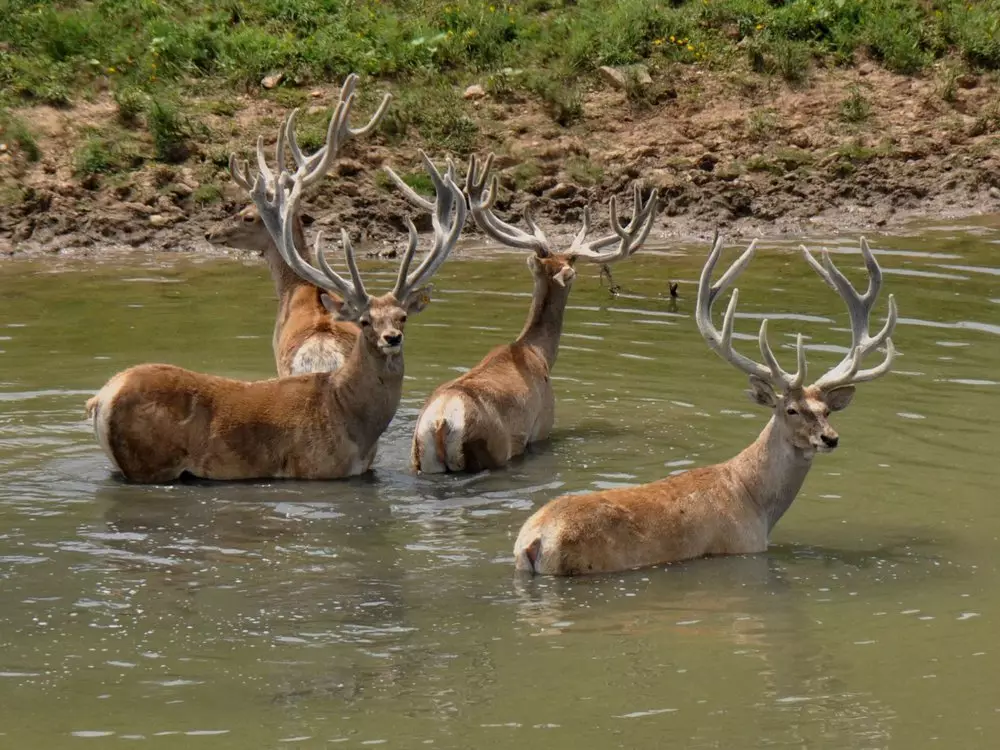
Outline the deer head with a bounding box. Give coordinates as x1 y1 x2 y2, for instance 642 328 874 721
205 205 316 254
252 141 466 358
697 235 898 456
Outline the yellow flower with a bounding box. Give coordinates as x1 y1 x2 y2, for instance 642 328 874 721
755 23 764 30
653 38 663 46
106 67 116 74
669 35 675 42
687 44 695 51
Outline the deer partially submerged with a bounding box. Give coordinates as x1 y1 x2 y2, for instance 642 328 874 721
392 154 659 473
206 73 391 377
86 139 466 483
514 237 898 575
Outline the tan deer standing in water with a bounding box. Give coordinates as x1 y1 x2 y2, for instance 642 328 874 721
514 236 898 575
206 73 391 377
86 127 467 483
393 154 659 473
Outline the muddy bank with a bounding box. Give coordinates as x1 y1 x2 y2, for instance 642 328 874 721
3 65 1000 258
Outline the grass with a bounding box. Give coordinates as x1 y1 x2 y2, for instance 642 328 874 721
4 1 998 116
73 130 142 177
839 84 872 124
0 109 41 161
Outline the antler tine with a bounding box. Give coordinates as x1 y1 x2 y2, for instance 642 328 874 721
392 218 420 295
569 186 660 263
283 74 392 190
808 237 898 390
396 174 467 298
696 237 806 391
464 153 551 256
383 164 436 212
228 154 253 191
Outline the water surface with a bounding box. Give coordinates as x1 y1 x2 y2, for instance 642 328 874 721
1 226 998 748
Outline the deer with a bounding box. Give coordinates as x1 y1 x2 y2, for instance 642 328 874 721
389 154 659 473
205 73 391 377
513 236 898 576
85 126 467 483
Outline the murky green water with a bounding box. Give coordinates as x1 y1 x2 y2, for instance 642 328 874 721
1 221 999 748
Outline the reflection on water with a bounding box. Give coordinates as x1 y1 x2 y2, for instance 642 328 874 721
1 224 999 748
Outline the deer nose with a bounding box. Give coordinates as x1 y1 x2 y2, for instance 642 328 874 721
204 232 211 240
821 434 839 448
384 332 403 347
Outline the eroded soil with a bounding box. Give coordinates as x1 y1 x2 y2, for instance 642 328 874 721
2 63 999 259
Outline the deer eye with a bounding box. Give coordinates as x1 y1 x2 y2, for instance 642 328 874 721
399 314 408 324
786 408 798 416
822 409 831 418
359 319 371 328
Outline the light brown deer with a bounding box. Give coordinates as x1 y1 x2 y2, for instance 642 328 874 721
395 154 659 473
86 140 466 483
206 73 391 377
513 236 898 575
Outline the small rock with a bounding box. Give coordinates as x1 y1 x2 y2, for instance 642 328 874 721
0 143 7 153
859 63 874 76
310 89 324 98
149 214 171 228
463 84 486 100
956 74 978 90
599 66 628 90
261 72 284 89
336 159 365 177
632 65 653 86
989 186 1000 200
546 182 577 200
170 182 194 198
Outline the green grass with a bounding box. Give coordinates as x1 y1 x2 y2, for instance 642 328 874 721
0 109 41 161
3 1 999 110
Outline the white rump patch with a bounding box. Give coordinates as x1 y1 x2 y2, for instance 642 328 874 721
91 373 126 472
414 395 466 473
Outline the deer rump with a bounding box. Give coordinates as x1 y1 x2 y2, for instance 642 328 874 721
412 344 554 473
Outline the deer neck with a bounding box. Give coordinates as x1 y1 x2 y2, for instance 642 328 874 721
515 277 572 369
265 217 313 301
729 417 814 533
328 335 405 452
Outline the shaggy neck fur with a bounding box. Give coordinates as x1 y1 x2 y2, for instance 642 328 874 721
329 331 405 452
728 416 814 533
516 275 573 369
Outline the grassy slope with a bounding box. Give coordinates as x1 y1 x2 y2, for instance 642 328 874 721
1 0 999 247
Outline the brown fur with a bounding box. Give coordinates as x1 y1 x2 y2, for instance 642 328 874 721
206 206 358 376
89 293 426 483
410 254 576 472
514 383 857 576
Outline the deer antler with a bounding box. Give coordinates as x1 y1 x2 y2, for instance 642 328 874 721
696 233 807 392
252 168 369 309
391 152 467 301
229 72 391 200
802 238 898 390
566 182 659 264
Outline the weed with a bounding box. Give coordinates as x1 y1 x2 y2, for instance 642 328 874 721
193 183 223 206
565 156 603 186
747 108 778 142
147 98 193 163
523 71 583 127
0 111 41 162
381 82 478 154
969 99 1000 137
73 134 140 176
114 86 146 127
936 61 962 103
509 161 542 192
839 84 872 124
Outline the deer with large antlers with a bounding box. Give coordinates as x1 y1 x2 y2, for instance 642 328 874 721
86 144 466 483
391 154 659 473
513 237 898 575
206 73 391 377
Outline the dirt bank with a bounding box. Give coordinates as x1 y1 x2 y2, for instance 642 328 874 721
2 63 1000 259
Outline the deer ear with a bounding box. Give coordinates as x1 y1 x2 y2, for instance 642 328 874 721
321 293 361 321
553 266 576 287
746 375 778 408
403 285 433 315
825 386 856 412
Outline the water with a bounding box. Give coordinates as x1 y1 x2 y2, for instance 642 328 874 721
1 222 998 748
